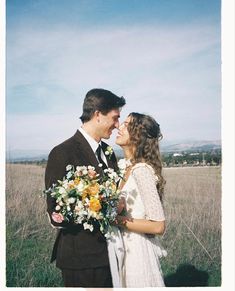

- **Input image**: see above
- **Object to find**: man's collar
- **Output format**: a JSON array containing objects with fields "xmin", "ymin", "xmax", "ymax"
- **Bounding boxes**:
[{"xmin": 78, "ymin": 127, "xmax": 100, "ymax": 153}]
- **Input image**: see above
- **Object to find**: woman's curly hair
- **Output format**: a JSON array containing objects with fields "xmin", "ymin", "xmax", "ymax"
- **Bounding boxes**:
[{"xmin": 127, "ymin": 112, "xmax": 166, "ymax": 201}]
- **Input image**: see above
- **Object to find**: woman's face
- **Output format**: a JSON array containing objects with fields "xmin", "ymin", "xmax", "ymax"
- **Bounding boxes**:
[{"xmin": 115, "ymin": 116, "xmax": 131, "ymax": 147}]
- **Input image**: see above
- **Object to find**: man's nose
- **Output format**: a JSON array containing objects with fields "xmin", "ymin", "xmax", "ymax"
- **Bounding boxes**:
[{"xmin": 114, "ymin": 120, "xmax": 120, "ymax": 129}]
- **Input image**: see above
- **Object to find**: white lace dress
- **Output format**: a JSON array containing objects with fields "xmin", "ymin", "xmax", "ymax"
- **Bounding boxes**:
[{"xmin": 120, "ymin": 163, "xmax": 167, "ymax": 287}]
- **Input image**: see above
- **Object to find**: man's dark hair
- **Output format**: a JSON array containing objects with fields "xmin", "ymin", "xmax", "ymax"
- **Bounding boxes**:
[{"xmin": 80, "ymin": 88, "xmax": 126, "ymax": 123}]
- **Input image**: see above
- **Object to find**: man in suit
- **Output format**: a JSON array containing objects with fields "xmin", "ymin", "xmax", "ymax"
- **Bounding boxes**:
[{"xmin": 45, "ymin": 88, "xmax": 126, "ymax": 287}]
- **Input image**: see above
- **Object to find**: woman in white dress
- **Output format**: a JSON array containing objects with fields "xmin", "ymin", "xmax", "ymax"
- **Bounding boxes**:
[{"xmin": 115, "ymin": 112, "xmax": 167, "ymax": 288}]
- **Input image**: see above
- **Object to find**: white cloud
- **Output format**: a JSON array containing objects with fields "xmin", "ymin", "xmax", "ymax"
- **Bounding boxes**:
[
  {"xmin": 7, "ymin": 23, "xmax": 219, "ymax": 93},
  {"xmin": 6, "ymin": 21, "xmax": 221, "ymax": 149}
]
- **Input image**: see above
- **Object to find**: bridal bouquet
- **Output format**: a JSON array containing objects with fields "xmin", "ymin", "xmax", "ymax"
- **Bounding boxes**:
[{"xmin": 44, "ymin": 164, "xmax": 125, "ymax": 237}]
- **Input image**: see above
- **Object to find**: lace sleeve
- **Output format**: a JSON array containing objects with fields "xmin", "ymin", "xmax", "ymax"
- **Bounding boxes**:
[{"xmin": 132, "ymin": 164, "xmax": 165, "ymax": 221}]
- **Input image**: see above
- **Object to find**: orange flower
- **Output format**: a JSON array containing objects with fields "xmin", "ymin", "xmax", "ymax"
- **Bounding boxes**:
[
  {"xmin": 87, "ymin": 183, "xmax": 100, "ymax": 196},
  {"xmin": 89, "ymin": 197, "xmax": 102, "ymax": 212}
]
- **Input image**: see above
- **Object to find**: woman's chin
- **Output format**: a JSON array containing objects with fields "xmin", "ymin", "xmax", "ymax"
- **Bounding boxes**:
[{"xmin": 115, "ymin": 139, "xmax": 122, "ymax": 146}]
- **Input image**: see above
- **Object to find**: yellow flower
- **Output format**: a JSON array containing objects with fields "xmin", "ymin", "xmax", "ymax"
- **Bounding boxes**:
[
  {"xmin": 68, "ymin": 178, "xmax": 80, "ymax": 189},
  {"xmin": 82, "ymin": 183, "xmax": 99, "ymax": 201},
  {"xmin": 89, "ymin": 197, "xmax": 102, "ymax": 212},
  {"xmin": 111, "ymin": 182, "xmax": 117, "ymax": 191},
  {"xmin": 68, "ymin": 181, "xmax": 75, "ymax": 189},
  {"xmin": 82, "ymin": 188, "xmax": 89, "ymax": 201},
  {"xmin": 74, "ymin": 177, "xmax": 80, "ymax": 185},
  {"xmin": 87, "ymin": 183, "xmax": 100, "ymax": 196}
]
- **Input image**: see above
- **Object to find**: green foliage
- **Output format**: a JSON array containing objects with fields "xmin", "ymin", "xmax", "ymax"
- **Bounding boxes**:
[
  {"xmin": 162, "ymin": 149, "xmax": 221, "ymax": 167},
  {"xmin": 6, "ymin": 226, "xmax": 63, "ymax": 287}
]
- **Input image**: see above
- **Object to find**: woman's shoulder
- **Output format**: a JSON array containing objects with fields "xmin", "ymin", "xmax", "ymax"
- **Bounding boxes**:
[
  {"xmin": 131, "ymin": 163, "xmax": 160, "ymax": 186},
  {"xmin": 131, "ymin": 162, "xmax": 156, "ymax": 177}
]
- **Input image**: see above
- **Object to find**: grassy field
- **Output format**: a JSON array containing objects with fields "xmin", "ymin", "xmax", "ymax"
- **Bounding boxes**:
[{"xmin": 5, "ymin": 164, "xmax": 221, "ymax": 287}]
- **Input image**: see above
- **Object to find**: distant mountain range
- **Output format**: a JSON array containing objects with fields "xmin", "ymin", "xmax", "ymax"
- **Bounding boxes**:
[
  {"xmin": 6, "ymin": 149, "xmax": 49, "ymax": 162},
  {"xmin": 160, "ymin": 140, "xmax": 221, "ymax": 153},
  {"xmin": 6, "ymin": 140, "xmax": 221, "ymax": 162}
]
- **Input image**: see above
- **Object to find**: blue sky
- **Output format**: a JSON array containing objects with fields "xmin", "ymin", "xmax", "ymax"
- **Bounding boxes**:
[{"xmin": 6, "ymin": 0, "xmax": 221, "ymax": 152}]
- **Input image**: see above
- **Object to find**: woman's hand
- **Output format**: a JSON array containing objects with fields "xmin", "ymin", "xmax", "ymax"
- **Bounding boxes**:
[
  {"xmin": 115, "ymin": 215, "xmax": 133, "ymax": 227},
  {"xmin": 117, "ymin": 196, "xmax": 126, "ymax": 215}
]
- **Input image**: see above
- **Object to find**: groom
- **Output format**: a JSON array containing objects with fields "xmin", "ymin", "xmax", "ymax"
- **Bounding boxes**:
[{"xmin": 45, "ymin": 88, "xmax": 126, "ymax": 287}]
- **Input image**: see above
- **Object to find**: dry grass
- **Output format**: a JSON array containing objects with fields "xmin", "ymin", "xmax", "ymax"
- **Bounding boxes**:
[
  {"xmin": 6, "ymin": 164, "xmax": 221, "ymax": 287},
  {"xmin": 161, "ymin": 166, "xmax": 221, "ymax": 286}
]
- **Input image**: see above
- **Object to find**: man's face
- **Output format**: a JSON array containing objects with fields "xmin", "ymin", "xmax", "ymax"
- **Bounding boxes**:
[{"xmin": 97, "ymin": 109, "xmax": 121, "ymax": 139}]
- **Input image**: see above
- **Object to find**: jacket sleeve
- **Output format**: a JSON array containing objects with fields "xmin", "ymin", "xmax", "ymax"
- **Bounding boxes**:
[{"xmin": 45, "ymin": 146, "xmax": 69, "ymax": 228}]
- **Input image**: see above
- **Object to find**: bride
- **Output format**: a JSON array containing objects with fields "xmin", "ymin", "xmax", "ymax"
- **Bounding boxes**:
[{"xmin": 115, "ymin": 112, "xmax": 167, "ymax": 287}]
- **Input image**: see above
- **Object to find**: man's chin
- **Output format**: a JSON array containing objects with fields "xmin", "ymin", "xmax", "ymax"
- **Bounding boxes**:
[{"xmin": 102, "ymin": 134, "xmax": 111, "ymax": 140}]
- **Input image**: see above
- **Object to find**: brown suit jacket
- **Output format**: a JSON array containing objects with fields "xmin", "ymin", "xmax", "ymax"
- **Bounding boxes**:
[{"xmin": 45, "ymin": 130, "xmax": 118, "ymax": 270}]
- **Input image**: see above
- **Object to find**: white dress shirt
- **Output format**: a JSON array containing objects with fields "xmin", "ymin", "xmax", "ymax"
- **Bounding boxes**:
[{"xmin": 78, "ymin": 127, "xmax": 108, "ymax": 166}]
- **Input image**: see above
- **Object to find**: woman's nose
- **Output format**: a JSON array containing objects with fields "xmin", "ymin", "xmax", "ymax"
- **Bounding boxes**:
[{"xmin": 118, "ymin": 123, "xmax": 124, "ymax": 130}]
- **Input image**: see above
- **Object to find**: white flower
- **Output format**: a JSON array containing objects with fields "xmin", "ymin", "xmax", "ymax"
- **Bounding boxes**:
[
  {"xmin": 98, "ymin": 163, "xmax": 103, "ymax": 168},
  {"xmin": 68, "ymin": 197, "xmax": 76, "ymax": 204},
  {"xmin": 66, "ymin": 171, "xmax": 73, "ymax": 179},
  {"xmin": 58, "ymin": 187, "xmax": 67, "ymax": 194},
  {"xmin": 83, "ymin": 222, "xmax": 94, "ymax": 232},
  {"xmin": 89, "ymin": 210, "xmax": 99, "ymax": 219},
  {"xmin": 76, "ymin": 166, "xmax": 83, "ymax": 172},
  {"xmin": 74, "ymin": 180, "xmax": 85, "ymax": 191},
  {"xmin": 82, "ymin": 169, "xmax": 88, "ymax": 175},
  {"xmin": 66, "ymin": 165, "xmax": 73, "ymax": 171},
  {"xmin": 118, "ymin": 158, "xmax": 127, "ymax": 170},
  {"xmin": 61, "ymin": 192, "xmax": 68, "ymax": 198},
  {"xmin": 75, "ymin": 200, "xmax": 83, "ymax": 210},
  {"xmin": 75, "ymin": 216, "xmax": 84, "ymax": 224},
  {"xmin": 118, "ymin": 158, "xmax": 132, "ymax": 177},
  {"xmin": 62, "ymin": 180, "xmax": 69, "ymax": 188},
  {"xmin": 105, "ymin": 146, "xmax": 113, "ymax": 158},
  {"xmin": 55, "ymin": 205, "xmax": 61, "ymax": 211},
  {"xmin": 105, "ymin": 232, "xmax": 112, "ymax": 239},
  {"xmin": 108, "ymin": 172, "xmax": 118, "ymax": 180},
  {"xmin": 105, "ymin": 180, "xmax": 111, "ymax": 187}
]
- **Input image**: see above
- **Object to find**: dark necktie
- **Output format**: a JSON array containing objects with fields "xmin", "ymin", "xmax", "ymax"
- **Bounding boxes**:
[{"xmin": 96, "ymin": 145, "xmax": 108, "ymax": 170}]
